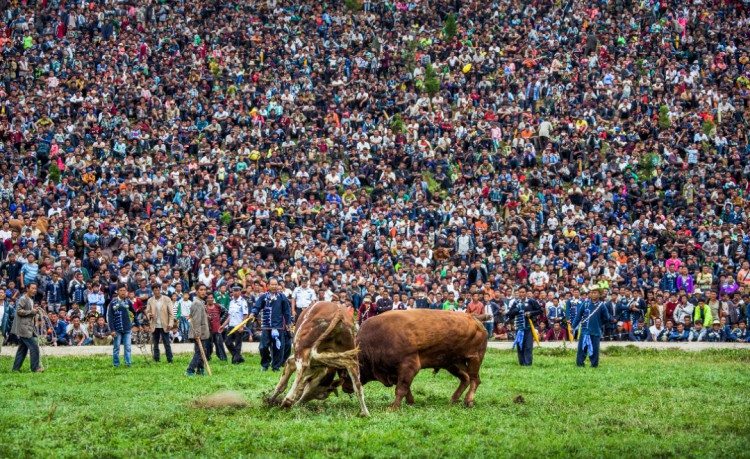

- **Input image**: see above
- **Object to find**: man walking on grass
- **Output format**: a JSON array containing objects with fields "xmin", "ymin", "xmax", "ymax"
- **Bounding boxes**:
[
  {"xmin": 251, "ymin": 278, "xmax": 292, "ymax": 372},
  {"xmin": 224, "ymin": 285, "xmax": 248, "ymax": 364},
  {"xmin": 11, "ymin": 283, "xmax": 43, "ymax": 372},
  {"xmin": 572, "ymin": 288, "xmax": 612, "ymax": 368},
  {"xmin": 186, "ymin": 285, "xmax": 210, "ymax": 376}
]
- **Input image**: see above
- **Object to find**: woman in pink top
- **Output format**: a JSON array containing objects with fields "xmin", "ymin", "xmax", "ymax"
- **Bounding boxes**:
[{"xmin": 665, "ymin": 251, "xmax": 682, "ymax": 272}]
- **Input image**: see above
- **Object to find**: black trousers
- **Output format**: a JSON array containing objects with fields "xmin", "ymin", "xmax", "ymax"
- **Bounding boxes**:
[
  {"xmin": 516, "ymin": 329, "xmax": 534, "ymax": 366},
  {"xmin": 151, "ymin": 328, "xmax": 173, "ymax": 363},
  {"xmin": 224, "ymin": 330, "xmax": 244, "ymax": 364},
  {"xmin": 206, "ymin": 332, "xmax": 227, "ymax": 361},
  {"xmin": 13, "ymin": 336, "xmax": 41, "ymax": 371},
  {"xmin": 187, "ymin": 339, "xmax": 209, "ymax": 373},
  {"xmin": 259, "ymin": 329, "xmax": 287, "ymax": 370}
]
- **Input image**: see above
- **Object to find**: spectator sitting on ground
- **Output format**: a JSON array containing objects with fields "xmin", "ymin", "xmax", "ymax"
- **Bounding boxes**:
[{"xmin": 92, "ymin": 317, "xmax": 113, "ymax": 346}]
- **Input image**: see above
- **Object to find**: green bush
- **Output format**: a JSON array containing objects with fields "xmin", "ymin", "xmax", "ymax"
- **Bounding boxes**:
[
  {"xmin": 344, "ymin": 0, "xmax": 363, "ymax": 12},
  {"xmin": 702, "ymin": 119, "xmax": 716, "ymax": 137},
  {"xmin": 424, "ymin": 64, "xmax": 440, "ymax": 99},
  {"xmin": 443, "ymin": 13, "xmax": 458, "ymax": 40},
  {"xmin": 658, "ymin": 105, "xmax": 670, "ymax": 130},
  {"xmin": 638, "ymin": 152, "xmax": 659, "ymax": 181},
  {"xmin": 390, "ymin": 113, "xmax": 406, "ymax": 134},
  {"xmin": 49, "ymin": 163, "xmax": 61, "ymax": 184}
]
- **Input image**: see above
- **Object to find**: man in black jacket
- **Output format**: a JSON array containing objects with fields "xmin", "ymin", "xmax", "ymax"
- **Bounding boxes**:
[{"xmin": 375, "ymin": 288, "xmax": 393, "ymax": 315}]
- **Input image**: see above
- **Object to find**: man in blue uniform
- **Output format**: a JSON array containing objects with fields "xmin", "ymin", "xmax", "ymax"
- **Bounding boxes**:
[
  {"xmin": 505, "ymin": 287, "xmax": 543, "ymax": 366},
  {"xmin": 250, "ymin": 278, "xmax": 292, "ymax": 371},
  {"xmin": 572, "ymin": 288, "xmax": 612, "ymax": 368}
]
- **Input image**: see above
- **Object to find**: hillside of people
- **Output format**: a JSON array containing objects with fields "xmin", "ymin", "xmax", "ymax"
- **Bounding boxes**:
[{"xmin": 1, "ymin": 0, "xmax": 750, "ymax": 351}]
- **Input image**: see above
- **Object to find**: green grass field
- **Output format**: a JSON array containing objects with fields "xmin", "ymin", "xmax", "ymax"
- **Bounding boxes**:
[{"xmin": 0, "ymin": 348, "xmax": 748, "ymax": 458}]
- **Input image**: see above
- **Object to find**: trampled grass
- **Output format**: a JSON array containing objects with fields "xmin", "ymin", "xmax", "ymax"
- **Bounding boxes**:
[{"xmin": 0, "ymin": 348, "xmax": 748, "ymax": 458}]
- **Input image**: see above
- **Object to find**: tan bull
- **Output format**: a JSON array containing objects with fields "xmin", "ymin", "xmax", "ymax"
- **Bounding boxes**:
[{"xmin": 265, "ymin": 301, "xmax": 369, "ymax": 417}]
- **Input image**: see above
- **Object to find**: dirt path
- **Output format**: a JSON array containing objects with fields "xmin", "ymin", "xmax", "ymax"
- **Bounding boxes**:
[{"xmin": 1, "ymin": 340, "xmax": 746, "ymax": 358}]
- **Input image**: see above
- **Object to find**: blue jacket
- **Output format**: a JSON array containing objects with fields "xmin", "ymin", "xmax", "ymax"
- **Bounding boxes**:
[
  {"xmin": 107, "ymin": 297, "xmax": 135, "ymax": 334},
  {"xmin": 572, "ymin": 300, "xmax": 612, "ymax": 337},
  {"xmin": 615, "ymin": 298, "xmax": 634, "ymax": 322},
  {"xmin": 46, "ymin": 279, "xmax": 67, "ymax": 304},
  {"xmin": 629, "ymin": 327, "xmax": 651, "ymax": 342},
  {"xmin": 506, "ymin": 298, "xmax": 543, "ymax": 331},
  {"xmin": 565, "ymin": 299, "xmax": 581, "ymax": 321},
  {"xmin": 668, "ymin": 330, "xmax": 689, "ymax": 342},
  {"xmin": 1, "ymin": 301, "xmax": 12, "ymax": 335},
  {"xmin": 251, "ymin": 292, "xmax": 292, "ymax": 330},
  {"xmin": 53, "ymin": 320, "xmax": 69, "ymax": 342}
]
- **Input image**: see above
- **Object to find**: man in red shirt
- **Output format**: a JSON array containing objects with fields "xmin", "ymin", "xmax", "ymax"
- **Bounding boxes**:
[
  {"xmin": 466, "ymin": 292, "xmax": 485, "ymax": 316},
  {"xmin": 205, "ymin": 296, "xmax": 227, "ymax": 362},
  {"xmin": 545, "ymin": 320, "xmax": 568, "ymax": 341}
]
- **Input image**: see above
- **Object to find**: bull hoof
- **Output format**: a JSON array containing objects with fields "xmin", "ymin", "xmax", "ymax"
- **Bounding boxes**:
[
  {"xmin": 464, "ymin": 400, "xmax": 475, "ymax": 408},
  {"xmin": 359, "ymin": 410, "xmax": 371, "ymax": 418},
  {"xmin": 280, "ymin": 398, "xmax": 294, "ymax": 409},
  {"xmin": 450, "ymin": 398, "xmax": 461, "ymax": 404},
  {"xmin": 386, "ymin": 404, "xmax": 401, "ymax": 412},
  {"xmin": 262, "ymin": 393, "xmax": 282, "ymax": 406}
]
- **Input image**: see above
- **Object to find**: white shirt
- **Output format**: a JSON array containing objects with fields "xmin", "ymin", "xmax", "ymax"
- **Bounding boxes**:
[
  {"xmin": 228, "ymin": 296, "xmax": 249, "ymax": 327},
  {"xmin": 292, "ymin": 286, "xmax": 317, "ymax": 310}
]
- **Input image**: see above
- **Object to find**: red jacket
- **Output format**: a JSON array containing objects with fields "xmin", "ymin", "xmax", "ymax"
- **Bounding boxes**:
[
  {"xmin": 206, "ymin": 305, "xmax": 223, "ymax": 333},
  {"xmin": 358, "ymin": 302, "xmax": 377, "ymax": 325}
]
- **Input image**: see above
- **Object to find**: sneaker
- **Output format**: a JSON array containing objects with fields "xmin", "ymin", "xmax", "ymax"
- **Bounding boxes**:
[
  {"xmin": 185, "ymin": 370, "xmax": 196, "ymax": 377},
  {"xmin": 34, "ymin": 367, "xmax": 45, "ymax": 373}
]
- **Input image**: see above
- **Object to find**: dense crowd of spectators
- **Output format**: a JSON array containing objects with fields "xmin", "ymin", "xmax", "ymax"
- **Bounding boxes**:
[{"xmin": 2, "ymin": 0, "xmax": 750, "ymax": 352}]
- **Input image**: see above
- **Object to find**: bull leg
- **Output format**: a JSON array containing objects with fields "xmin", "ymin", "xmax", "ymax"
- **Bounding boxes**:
[
  {"xmin": 296, "ymin": 368, "xmax": 328, "ymax": 405},
  {"xmin": 446, "ymin": 364, "xmax": 471, "ymax": 404},
  {"xmin": 345, "ymin": 363, "xmax": 370, "ymax": 417},
  {"xmin": 463, "ymin": 355, "xmax": 484, "ymax": 408},
  {"xmin": 281, "ymin": 353, "xmax": 310, "ymax": 408},
  {"xmin": 390, "ymin": 360, "xmax": 419, "ymax": 410},
  {"xmin": 266, "ymin": 357, "xmax": 296, "ymax": 405}
]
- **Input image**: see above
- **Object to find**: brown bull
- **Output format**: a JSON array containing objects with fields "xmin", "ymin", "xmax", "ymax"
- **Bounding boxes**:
[
  {"xmin": 344, "ymin": 309, "xmax": 488, "ymax": 409},
  {"xmin": 266, "ymin": 301, "xmax": 370, "ymax": 416}
]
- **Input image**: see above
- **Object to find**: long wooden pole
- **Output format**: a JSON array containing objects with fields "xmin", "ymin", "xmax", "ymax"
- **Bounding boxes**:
[{"xmin": 191, "ymin": 318, "xmax": 212, "ymax": 376}]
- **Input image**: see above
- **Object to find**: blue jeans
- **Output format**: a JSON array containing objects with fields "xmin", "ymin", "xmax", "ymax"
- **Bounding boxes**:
[
  {"xmin": 113, "ymin": 331, "xmax": 132, "ymax": 367},
  {"xmin": 178, "ymin": 317, "xmax": 190, "ymax": 339}
]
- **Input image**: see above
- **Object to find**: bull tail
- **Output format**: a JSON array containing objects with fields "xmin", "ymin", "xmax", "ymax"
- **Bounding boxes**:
[{"xmin": 311, "ymin": 347, "xmax": 360, "ymax": 368}]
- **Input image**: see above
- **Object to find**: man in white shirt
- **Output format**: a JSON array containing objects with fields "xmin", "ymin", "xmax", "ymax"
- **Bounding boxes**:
[
  {"xmin": 223, "ymin": 286, "xmax": 248, "ymax": 364},
  {"xmin": 529, "ymin": 265, "xmax": 549, "ymax": 290},
  {"xmin": 649, "ymin": 318, "xmax": 664, "ymax": 342},
  {"xmin": 291, "ymin": 276, "xmax": 318, "ymax": 320}
]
